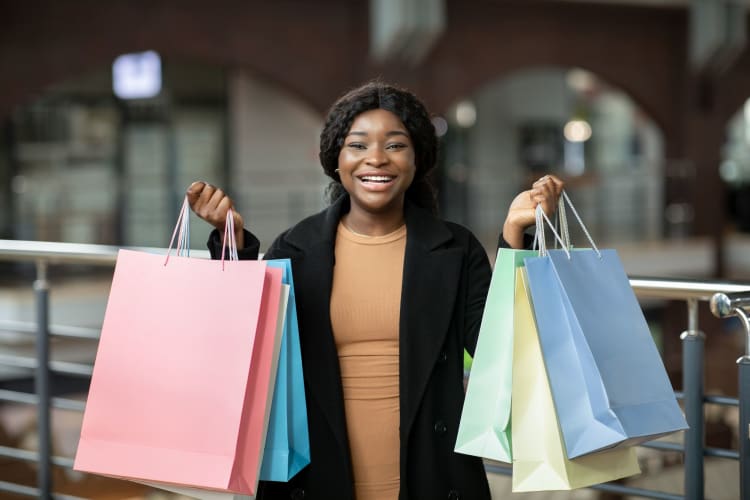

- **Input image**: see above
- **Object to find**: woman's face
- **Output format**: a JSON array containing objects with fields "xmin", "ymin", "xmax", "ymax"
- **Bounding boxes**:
[{"xmin": 337, "ymin": 108, "xmax": 416, "ymax": 217}]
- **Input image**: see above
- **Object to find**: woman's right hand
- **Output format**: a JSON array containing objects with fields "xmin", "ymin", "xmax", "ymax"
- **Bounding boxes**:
[{"xmin": 186, "ymin": 181, "xmax": 245, "ymax": 248}]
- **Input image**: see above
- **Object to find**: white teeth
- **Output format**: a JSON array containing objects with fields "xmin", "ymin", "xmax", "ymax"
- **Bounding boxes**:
[{"xmin": 361, "ymin": 176, "xmax": 393, "ymax": 182}]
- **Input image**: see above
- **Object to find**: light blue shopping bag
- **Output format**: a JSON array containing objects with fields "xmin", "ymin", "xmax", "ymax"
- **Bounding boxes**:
[
  {"xmin": 523, "ymin": 248, "xmax": 687, "ymax": 459},
  {"xmin": 261, "ymin": 260, "xmax": 310, "ymax": 481}
]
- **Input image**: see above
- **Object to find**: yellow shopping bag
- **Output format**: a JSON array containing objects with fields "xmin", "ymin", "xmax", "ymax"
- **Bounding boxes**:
[{"xmin": 510, "ymin": 267, "xmax": 641, "ymax": 492}]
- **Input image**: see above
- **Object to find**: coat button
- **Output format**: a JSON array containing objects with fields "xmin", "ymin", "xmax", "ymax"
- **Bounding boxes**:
[
  {"xmin": 448, "ymin": 490, "xmax": 460, "ymax": 500},
  {"xmin": 290, "ymin": 488, "xmax": 305, "ymax": 500},
  {"xmin": 438, "ymin": 350, "xmax": 448, "ymax": 363},
  {"xmin": 434, "ymin": 420, "xmax": 448, "ymax": 435}
]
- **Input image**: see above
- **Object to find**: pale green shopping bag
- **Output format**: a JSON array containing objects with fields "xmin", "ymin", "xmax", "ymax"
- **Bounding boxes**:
[
  {"xmin": 455, "ymin": 248, "xmax": 537, "ymax": 463},
  {"xmin": 511, "ymin": 267, "xmax": 641, "ymax": 491}
]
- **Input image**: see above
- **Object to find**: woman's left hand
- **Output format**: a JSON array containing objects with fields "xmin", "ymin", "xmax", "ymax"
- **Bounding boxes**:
[{"xmin": 502, "ymin": 174, "xmax": 564, "ymax": 249}]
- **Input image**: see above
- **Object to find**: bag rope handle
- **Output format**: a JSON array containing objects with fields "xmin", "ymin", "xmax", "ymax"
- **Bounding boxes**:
[
  {"xmin": 165, "ymin": 195, "xmax": 239, "ymax": 269},
  {"xmin": 559, "ymin": 190, "xmax": 600, "ymax": 257},
  {"xmin": 164, "ymin": 196, "xmax": 191, "ymax": 266},
  {"xmin": 220, "ymin": 208, "xmax": 239, "ymax": 270},
  {"xmin": 536, "ymin": 191, "xmax": 601, "ymax": 259},
  {"xmin": 535, "ymin": 205, "xmax": 570, "ymax": 259}
]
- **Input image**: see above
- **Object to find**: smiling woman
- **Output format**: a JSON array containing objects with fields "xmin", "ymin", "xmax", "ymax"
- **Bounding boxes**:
[
  {"xmin": 185, "ymin": 81, "xmax": 563, "ymax": 500},
  {"xmin": 336, "ymin": 108, "xmax": 417, "ymax": 236}
]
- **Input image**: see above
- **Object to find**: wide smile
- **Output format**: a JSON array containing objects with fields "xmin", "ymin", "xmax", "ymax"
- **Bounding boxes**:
[{"xmin": 356, "ymin": 174, "xmax": 397, "ymax": 191}]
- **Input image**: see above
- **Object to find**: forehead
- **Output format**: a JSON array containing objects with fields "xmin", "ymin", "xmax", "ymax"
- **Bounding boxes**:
[{"xmin": 347, "ymin": 108, "xmax": 407, "ymax": 133}]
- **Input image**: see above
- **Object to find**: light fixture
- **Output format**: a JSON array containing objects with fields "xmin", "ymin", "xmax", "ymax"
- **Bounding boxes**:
[
  {"xmin": 112, "ymin": 50, "xmax": 162, "ymax": 100},
  {"xmin": 563, "ymin": 119, "xmax": 592, "ymax": 142},
  {"xmin": 454, "ymin": 100, "xmax": 477, "ymax": 128},
  {"xmin": 432, "ymin": 116, "xmax": 449, "ymax": 137}
]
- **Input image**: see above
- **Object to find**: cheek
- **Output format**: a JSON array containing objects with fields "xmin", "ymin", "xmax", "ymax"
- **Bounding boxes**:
[
  {"xmin": 337, "ymin": 150, "xmax": 353, "ymax": 170},
  {"xmin": 407, "ymin": 156, "xmax": 417, "ymax": 179}
]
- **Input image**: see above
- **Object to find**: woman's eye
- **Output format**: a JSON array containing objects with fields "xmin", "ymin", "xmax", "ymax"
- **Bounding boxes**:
[
  {"xmin": 346, "ymin": 143, "xmax": 366, "ymax": 150},
  {"xmin": 387, "ymin": 143, "xmax": 407, "ymax": 150}
]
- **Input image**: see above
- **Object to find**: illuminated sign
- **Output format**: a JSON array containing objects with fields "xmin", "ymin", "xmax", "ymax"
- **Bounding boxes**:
[{"xmin": 112, "ymin": 51, "xmax": 162, "ymax": 99}]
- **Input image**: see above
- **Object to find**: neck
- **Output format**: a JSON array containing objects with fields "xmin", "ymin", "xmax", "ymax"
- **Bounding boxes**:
[{"xmin": 343, "ymin": 205, "xmax": 406, "ymax": 237}]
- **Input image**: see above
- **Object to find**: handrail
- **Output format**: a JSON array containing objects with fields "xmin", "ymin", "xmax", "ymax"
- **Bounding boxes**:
[
  {"xmin": 0, "ymin": 239, "xmax": 209, "ymax": 265},
  {"xmin": 630, "ymin": 276, "xmax": 750, "ymax": 300},
  {"xmin": 0, "ymin": 319, "xmax": 101, "ymax": 340},
  {"xmin": 0, "ymin": 240, "xmax": 747, "ymax": 299}
]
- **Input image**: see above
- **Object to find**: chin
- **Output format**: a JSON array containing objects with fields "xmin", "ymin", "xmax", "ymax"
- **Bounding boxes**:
[{"xmin": 353, "ymin": 195, "xmax": 404, "ymax": 214}]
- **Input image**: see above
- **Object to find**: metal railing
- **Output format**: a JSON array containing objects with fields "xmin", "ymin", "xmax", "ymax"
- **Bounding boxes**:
[{"xmin": 0, "ymin": 239, "xmax": 747, "ymax": 499}]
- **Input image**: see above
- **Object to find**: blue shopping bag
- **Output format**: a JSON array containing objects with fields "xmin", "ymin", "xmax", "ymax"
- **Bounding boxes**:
[
  {"xmin": 524, "ymin": 248, "xmax": 687, "ymax": 459},
  {"xmin": 261, "ymin": 260, "xmax": 310, "ymax": 481},
  {"xmin": 521, "ymin": 196, "xmax": 687, "ymax": 459}
]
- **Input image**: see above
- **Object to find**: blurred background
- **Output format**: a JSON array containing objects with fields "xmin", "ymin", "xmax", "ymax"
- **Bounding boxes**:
[{"xmin": 1, "ymin": 0, "xmax": 750, "ymax": 498}]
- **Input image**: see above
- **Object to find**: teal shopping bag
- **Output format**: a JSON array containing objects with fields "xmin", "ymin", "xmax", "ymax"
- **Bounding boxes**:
[
  {"xmin": 455, "ymin": 248, "xmax": 537, "ymax": 463},
  {"xmin": 261, "ymin": 260, "xmax": 310, "ymax": 481}
]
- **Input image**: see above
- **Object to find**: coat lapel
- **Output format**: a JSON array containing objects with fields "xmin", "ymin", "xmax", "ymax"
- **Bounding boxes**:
[
  {"xmin": 399, "ymin": 203, "xmax": 463, "ymax": 438},
  {"xmin": 284, "ymin": 196, "xmax": 351, "ymax": 455}
]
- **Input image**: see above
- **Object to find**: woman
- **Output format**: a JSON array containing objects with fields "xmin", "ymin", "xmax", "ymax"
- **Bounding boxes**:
[{"xmin": 187, "ymin": 81, "xmax": 562, "ymax": 500}]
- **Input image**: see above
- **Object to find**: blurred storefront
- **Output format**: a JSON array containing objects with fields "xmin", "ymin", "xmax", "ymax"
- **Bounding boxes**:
[{"xmin": 2, "ymin": 0, "xmax": 749, "ymax": 276}]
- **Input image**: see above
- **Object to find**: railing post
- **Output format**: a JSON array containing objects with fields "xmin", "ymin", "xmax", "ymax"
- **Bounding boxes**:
[
  {"xmin": 34, "ymin": 260, "xmax": 52, "ymax": 499},
  {"xmin": 731, "ymin": 307, "xmax": 750, "ymax": 500},
  {"xmin": 739, "ymin": 357, "xmax": 750, "ymax": 500},
  {"xmin": 681, "ymin": 297, "xmax": 705, "ymax": 500}
]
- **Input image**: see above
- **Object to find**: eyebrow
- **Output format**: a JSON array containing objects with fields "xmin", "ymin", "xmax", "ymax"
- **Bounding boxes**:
[{"xmin": 346, "ymin": 130, "xmax": 410, "ymax": 138}]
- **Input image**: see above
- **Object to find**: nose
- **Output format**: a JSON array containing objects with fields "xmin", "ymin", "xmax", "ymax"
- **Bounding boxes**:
[{"xmin": 365, "ymin": 147, "xmax": 388, "ymax": 167}]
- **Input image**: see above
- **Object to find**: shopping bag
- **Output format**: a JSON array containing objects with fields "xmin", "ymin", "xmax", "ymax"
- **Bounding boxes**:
[
  {"xmin": 262, "ymin": 259, "xmax": 310, "ymax": 482},
  {"xmin": 74, "ymin": 201, "xmax": 285, "ymax": 496},
  {"xmin": 511, "ymin": 267, "xmax": 640, "ymax": 491},
  {"xmin": 141, "ymin": 281, "xmax": 290, "ymax": 500},
  {"xmin": 523, "ymin": 196, "xmax": 687, "ymax": 459},
  {"xmin": 455, "ymin": 248, "xmax": 537, "ymax": 462},
  {"xmin": 152, "ymin": 261, "xmax": 309, "ymax": 499}
]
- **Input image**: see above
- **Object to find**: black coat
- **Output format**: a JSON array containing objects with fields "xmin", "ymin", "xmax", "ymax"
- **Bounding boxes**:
[{"xmin": 209, "ymin": 195, "xmax": 496, "ymax": 500}]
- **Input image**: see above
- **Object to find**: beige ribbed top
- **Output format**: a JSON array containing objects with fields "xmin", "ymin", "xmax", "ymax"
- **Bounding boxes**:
[{"xmin": 330, "ymin": 221, "xmax": 406, "ymax": 500}]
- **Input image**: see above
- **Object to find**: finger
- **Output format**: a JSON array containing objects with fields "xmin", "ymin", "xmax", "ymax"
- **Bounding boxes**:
[
  {"xmin": 531, "ymin": 175, "xmax": 555, "ymax": 191},
  {"xmin": 546, "ymin": 174, "xmax": 564, "ymax": 196},
  {"xmin": 216, "ymin": 196, "xmax": 234, "ymax": 228},
  {"xmin": 531, "ymin": 175, "xmax": 548, "ymax": 188},
  {"xmin": 187, "ymin": 180, "xmax": 206, "ymax": 195},
  {"xmin": 232, "ymin": 210, "xmax": 244, "ymax": 231},
  {"xmin": 186, "ymin": 181, "xmax": 206, "ymax": 206},
  {"xmin": 191, "ymin": 184, "xmax": 216, "ymax": 219},
  {"xmin": 531, "ymin": 190, "xmax": 555, "ymax": 215},
  {"xmin": 208, "ymin": 187, "xmax": 227, "ymax": 213},
  {"xmin": 536, "ymin": 176, "xmax": 564, "ymax": 201},
  {"xmin": 530, "ymin": 182, "xmax": 554, "ymax": 202},
  {"xmin": 197, "ymin": 184, "xmax": 217, "ymax": 210}
]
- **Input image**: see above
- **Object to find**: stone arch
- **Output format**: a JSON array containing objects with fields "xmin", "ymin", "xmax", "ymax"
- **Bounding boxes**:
[
  {"xmin": 431, "ymin": 65, "xmax": 666, "ymax": 250},
  {"xmin": 406, "ymin": 1, "xmax": 686, "ymax": 158}
]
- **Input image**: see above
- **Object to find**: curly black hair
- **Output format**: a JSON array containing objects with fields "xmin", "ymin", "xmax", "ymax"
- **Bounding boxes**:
[{"xmin": 319, "ymin": 81, "xmax": 438, "ymax": 214}]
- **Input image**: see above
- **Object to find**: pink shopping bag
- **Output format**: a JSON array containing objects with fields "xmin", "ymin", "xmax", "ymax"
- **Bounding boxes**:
[
  {"xmin": 74, "ymin": 247, "xmax": 283, "ymax": 496},
  {"xmin": 141, "ymin": 281, "xmax": 290, "ymax": 500}
]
